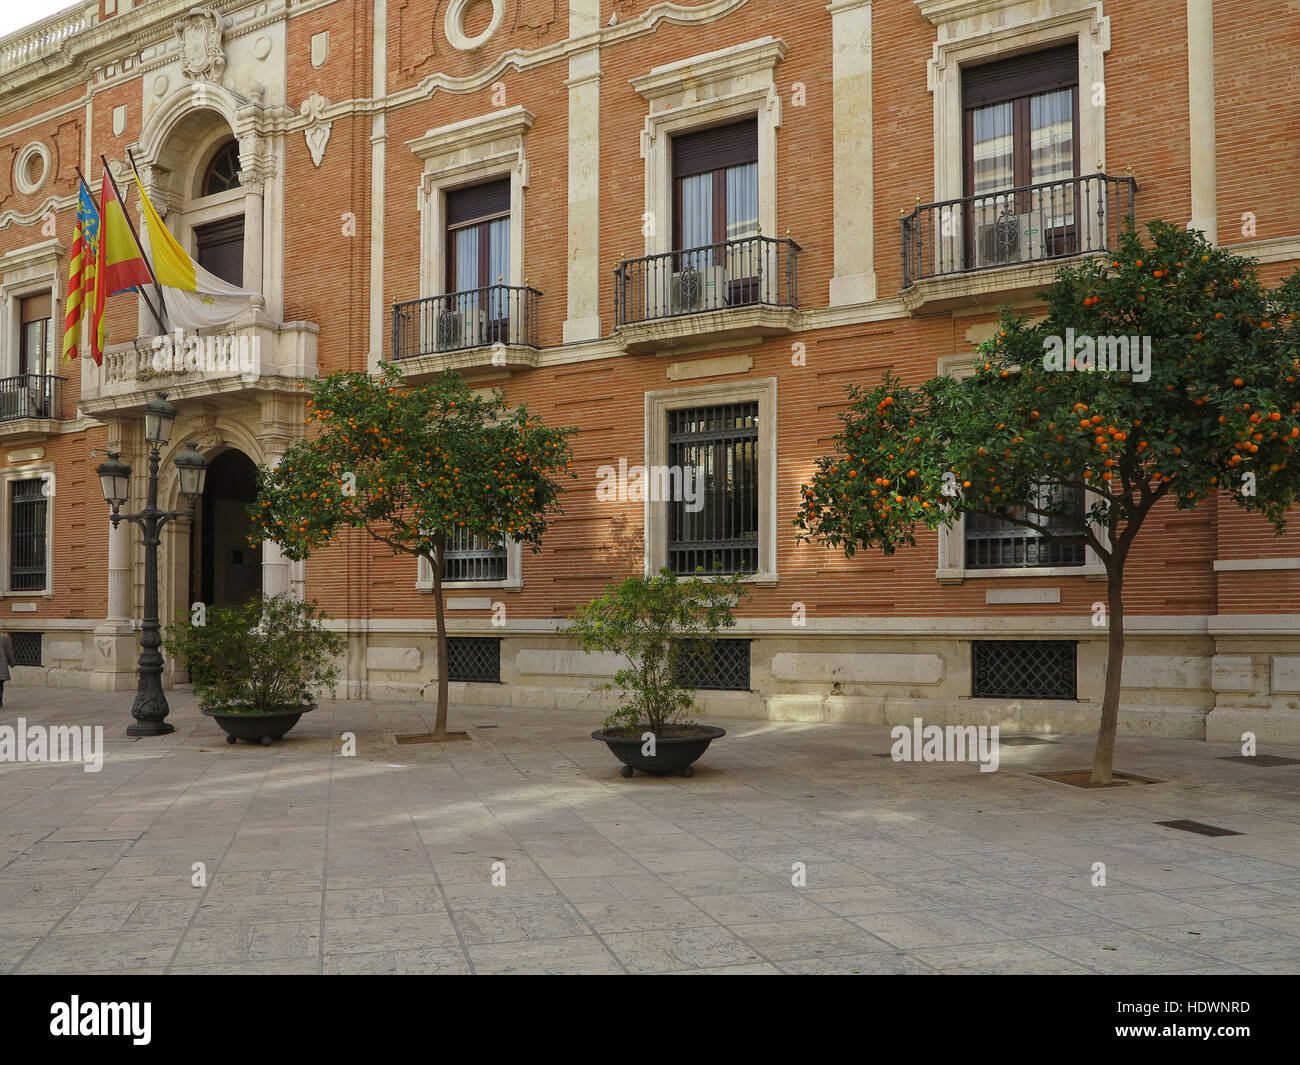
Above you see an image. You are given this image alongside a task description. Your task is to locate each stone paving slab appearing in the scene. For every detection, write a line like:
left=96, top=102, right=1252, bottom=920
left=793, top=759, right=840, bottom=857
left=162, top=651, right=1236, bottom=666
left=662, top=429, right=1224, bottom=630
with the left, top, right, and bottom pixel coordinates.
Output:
left=1, top=685, right=1300, bottom=974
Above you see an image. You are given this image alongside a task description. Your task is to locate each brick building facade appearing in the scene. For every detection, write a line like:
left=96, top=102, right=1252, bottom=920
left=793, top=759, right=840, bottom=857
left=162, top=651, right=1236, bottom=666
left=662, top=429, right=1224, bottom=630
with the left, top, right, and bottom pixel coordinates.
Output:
left=1, top=0, right=1298, bottom=740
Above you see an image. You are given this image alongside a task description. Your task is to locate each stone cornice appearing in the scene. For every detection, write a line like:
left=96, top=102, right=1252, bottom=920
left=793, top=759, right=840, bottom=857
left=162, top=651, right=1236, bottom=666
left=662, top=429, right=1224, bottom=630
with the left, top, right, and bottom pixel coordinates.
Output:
left=630, top=35, right=787, bottom=99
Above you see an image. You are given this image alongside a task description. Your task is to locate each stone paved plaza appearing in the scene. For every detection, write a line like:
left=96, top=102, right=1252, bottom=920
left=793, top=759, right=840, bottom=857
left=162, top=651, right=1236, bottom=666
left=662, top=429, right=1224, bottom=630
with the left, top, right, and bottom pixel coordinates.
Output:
left=2, top=686, right=1300, bottom=975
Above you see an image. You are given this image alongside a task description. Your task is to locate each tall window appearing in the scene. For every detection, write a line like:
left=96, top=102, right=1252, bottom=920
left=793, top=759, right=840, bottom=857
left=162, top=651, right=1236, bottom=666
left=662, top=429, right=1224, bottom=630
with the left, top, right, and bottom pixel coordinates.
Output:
left=667, top=402, right=758, bottom=575
left=671, top=119, right=760, bottom=305
left=9, top=478, right=47, bottom=592
left=962, top=44, right=1079, bottom=266
left=19, top=294, right=51, bottom=378
left=194, top=140, right=245, bottom=287
left=965, top=482, right=1086, bottom=569
left=444, top=179, right=510, bottom=343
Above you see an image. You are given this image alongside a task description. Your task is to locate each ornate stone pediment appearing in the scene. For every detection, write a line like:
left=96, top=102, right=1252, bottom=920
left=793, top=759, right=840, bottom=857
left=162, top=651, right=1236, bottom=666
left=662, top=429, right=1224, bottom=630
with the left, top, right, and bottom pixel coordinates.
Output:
left=175, top=8, right=226, bottom=82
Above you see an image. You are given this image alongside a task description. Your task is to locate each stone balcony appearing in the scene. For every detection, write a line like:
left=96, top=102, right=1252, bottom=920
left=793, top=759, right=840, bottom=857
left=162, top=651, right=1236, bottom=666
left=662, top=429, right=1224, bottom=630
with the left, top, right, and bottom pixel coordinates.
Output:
left=79, top=312, right=319, bottom=417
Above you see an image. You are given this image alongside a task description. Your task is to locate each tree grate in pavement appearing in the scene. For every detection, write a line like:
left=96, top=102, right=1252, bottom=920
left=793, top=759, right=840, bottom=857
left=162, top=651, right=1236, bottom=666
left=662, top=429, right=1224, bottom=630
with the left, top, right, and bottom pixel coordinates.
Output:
left=1219, top=754, right=1300, bottom=767
left=1155, top=819, right=1242, bottom=837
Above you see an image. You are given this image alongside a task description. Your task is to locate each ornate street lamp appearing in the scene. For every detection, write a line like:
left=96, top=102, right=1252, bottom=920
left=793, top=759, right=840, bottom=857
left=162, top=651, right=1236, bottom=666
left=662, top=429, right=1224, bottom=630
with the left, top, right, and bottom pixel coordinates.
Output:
left=96, top=393, right=210, bottom=736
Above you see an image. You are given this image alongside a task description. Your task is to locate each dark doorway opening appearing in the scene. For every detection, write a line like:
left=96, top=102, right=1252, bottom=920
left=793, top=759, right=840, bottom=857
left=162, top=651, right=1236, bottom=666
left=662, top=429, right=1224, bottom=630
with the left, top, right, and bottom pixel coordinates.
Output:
left=190, top=449, right=261, bottom=608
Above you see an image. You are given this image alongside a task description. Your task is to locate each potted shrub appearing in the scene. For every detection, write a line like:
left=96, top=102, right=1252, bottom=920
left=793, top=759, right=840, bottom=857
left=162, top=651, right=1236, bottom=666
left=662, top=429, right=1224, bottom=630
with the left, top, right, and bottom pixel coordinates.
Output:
left=568, top=567, right=748, bottom=777
left=164, top=594, right=344, bottom=745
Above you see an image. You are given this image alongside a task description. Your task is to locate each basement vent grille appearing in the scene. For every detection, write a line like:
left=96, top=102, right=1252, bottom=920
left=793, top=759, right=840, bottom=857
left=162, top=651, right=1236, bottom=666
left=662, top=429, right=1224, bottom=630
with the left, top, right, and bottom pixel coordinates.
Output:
left=972, top=640, right=1076, bottom=700
left=447, top=637, right=501, bottom=684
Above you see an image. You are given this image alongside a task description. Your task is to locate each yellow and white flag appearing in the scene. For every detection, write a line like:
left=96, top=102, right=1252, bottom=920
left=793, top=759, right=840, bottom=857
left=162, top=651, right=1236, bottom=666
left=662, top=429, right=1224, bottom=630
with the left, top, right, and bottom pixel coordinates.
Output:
left=131, top=165, right=258, bottom=330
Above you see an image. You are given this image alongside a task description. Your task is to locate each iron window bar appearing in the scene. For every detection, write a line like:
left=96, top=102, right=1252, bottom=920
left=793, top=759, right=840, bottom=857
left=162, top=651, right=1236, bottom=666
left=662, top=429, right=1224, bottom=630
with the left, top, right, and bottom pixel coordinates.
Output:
left=614, top=234, right=800, bottom=326
left=901, top=172, right=1136, bottom=287
left=392, top=283, right=540, bottom=360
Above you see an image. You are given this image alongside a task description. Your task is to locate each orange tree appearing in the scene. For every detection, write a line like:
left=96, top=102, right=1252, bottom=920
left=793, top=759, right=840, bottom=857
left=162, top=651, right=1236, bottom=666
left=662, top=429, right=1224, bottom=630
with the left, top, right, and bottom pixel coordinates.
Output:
left=795, top=221, right=1300, bottom=782
left=249, top=365, right=576, bottom=739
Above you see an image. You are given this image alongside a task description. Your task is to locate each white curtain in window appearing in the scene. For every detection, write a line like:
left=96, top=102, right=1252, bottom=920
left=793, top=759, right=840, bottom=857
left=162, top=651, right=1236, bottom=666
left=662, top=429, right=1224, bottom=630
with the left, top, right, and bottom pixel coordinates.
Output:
left=680, top=172, right=713, bottom=269
left=1031, top=88, right=1075, bottom=227
left=971, top=101, right=1014, bottom=199
left=488, top=217, right=510, bottom=321
left=453, top=226, right=479, bottom=301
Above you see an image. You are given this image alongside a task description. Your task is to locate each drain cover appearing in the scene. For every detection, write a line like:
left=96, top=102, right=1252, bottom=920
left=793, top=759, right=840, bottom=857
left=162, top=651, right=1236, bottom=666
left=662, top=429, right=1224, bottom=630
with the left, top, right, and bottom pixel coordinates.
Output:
left=1155, top=820, right=1242, bottom=837
left=475, top=725, right=500, bottom=729
left=1219, top=754, right=1300, bottom=767
left=999, top=736, right=1059, bottom=746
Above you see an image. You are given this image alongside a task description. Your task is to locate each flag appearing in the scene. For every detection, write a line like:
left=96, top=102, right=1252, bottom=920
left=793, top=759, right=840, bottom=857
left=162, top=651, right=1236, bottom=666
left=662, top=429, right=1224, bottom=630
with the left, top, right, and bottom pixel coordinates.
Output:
left=61, top=180, right=99, bottom=363
left=130, top=163, right=258, bottom=330
left=91, top=168, right=153, bottom=365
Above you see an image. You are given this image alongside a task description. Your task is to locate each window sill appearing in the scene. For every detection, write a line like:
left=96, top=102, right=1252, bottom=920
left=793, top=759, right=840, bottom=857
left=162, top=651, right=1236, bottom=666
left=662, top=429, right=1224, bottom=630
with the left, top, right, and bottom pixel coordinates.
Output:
left=417, top=579, right=522, bottom=594
left=937, top=564, right=1105, bottom=584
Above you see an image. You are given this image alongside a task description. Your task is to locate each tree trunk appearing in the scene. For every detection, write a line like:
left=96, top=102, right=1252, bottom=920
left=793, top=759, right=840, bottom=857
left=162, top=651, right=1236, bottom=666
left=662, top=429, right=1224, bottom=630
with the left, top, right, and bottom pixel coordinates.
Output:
left=1090, top=564, right=1125, bottom=784
left=431, top=536, right=450, bottom=739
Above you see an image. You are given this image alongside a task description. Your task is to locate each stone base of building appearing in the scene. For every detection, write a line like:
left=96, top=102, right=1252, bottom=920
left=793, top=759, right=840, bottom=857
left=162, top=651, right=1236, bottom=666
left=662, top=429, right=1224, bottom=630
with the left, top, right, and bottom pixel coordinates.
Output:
left=14, top=619, right=1300, bottom=745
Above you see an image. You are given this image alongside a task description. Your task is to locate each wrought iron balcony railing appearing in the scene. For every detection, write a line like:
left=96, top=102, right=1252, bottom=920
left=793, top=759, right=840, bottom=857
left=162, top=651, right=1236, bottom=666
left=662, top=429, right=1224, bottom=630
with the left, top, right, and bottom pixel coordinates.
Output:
left=391, top=284, right=540, bottom=360
left=0, top=374, right=63, bottom=423
left=614, top=234, right=800, bottom=327
left=901, top=172, right=1137, bottom=288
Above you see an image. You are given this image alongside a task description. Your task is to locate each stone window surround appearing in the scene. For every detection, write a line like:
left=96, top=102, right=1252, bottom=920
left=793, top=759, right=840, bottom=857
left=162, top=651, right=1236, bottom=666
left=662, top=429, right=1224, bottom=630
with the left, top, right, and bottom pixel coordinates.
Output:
left=631, top=36, right=785, bottom=258
left=644, top=376, right=779, bottom=585
left=934, top=351, right=1106, bottom=583
left=13, top=141, right=51, bottom=196
left=922, top=0, right=1111, bottom=206
left=416, top=538, right=523, bottom=593
left=0, top=239, right=64, bottom=380
left=0, top=461, right=55, bottom=598
left=410, top=106, right=534, bottom=303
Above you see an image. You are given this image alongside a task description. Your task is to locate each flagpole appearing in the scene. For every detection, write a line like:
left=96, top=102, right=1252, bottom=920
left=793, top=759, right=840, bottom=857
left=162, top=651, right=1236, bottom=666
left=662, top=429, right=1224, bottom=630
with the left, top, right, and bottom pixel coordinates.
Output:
left=125, top=147, right=173, bottom=335
left=99, top=155, right=168, bottom=336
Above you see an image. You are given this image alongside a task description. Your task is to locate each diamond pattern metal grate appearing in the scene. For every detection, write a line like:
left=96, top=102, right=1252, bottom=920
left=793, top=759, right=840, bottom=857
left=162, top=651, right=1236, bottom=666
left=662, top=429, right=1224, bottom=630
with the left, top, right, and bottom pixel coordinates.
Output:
left=972, top=640, right=1076, bottom=700
left=11, top=631, right=41, bottom=667
left=674, top=639, right=750, bottom=691
left=446, top=637, right=501, bottom=684
left=1219, top=754, right=1300, bottom=767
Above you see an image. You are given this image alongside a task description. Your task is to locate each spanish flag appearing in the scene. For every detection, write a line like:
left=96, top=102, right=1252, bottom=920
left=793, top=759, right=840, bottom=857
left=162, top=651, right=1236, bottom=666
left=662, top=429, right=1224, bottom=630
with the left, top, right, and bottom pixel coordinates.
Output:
left=61, top=180, right=99, bottom=363
left=131, top=163, right=257, bottom=329
left=91, top=168, right=153, bottom=364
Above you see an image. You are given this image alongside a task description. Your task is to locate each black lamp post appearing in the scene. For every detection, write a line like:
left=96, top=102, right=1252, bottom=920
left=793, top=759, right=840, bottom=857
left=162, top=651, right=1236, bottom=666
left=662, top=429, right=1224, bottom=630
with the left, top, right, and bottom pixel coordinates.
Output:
left=96, top=392, right=210, bottom=736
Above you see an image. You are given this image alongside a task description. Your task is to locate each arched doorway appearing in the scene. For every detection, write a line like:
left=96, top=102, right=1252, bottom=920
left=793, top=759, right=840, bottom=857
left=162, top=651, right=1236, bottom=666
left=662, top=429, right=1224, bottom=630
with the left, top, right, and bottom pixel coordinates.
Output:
left=189, top=449, right=262, bottom=606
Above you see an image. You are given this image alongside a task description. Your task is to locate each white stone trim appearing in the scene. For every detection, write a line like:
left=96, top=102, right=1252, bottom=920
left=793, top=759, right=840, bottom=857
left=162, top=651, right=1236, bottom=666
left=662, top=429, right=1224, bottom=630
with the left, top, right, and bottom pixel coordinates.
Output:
left=923, top=0, right=1110, bottom=207
left=631, top=36, right=786, bottom=257
left=827, top=0, right=876, bottom=306
left=409, top=106, right=534, bottom=302
left=0, top=239, right=64, bottom=379
left=0, top=461, right=55, bottom=597
left=444, top=0, right=505, bottom=53
left=13, top=141, right=50, bottom=196
left=1212, top=557, right=1300, bottom=573
left=644, top=377, right=779, bottom=584
left=416, top=538, right=523, bottom=593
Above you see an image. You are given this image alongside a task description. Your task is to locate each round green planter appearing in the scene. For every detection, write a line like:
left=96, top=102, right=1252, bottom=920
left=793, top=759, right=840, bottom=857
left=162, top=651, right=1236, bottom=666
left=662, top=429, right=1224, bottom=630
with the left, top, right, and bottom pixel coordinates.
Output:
left=592, top=725, right=725, bottom=777
left=203, top=705, right=315, bottom=746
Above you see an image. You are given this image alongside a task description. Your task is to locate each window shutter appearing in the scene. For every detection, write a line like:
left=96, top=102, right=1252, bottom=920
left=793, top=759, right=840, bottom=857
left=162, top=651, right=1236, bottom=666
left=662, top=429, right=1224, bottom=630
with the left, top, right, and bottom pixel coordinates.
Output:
left=672, top=118, right=758, bottom=179
left=195, top=216, right=246, bottom=288
left=962, top=43, right=1078, bottom=109
left=20, top=294, right=51, bottom=323
left=445, top=179, right=511, bottom=227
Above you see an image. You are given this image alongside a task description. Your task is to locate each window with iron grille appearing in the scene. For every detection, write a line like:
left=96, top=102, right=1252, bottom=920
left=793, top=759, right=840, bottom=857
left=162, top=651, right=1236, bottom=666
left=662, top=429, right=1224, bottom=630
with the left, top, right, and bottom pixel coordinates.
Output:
left=965, top=482, right=1086, bottom=569
left=674, top=638, right=750, bottom=691
left=667, top=402, right=758, bottom=575
left=9, top=478, right=47, bottom=592
left=10, top=631, right=41, bottom=667
left=446, top=637, right=501, bottom=683
left=972, top=640, right=1076, bottom=700
left=444, top=526, right=508, bottom=582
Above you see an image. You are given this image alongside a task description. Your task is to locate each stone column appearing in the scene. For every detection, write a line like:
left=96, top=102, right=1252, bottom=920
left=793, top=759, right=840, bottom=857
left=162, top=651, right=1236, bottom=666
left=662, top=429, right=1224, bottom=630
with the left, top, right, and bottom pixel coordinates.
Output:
left=92, top=421, right=144, bottom=691
left=827, top=0, right=876, bottom=306
left=1187, top=0, right=1217, bottom=243
left=563, top=0, right=603, bottom=342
